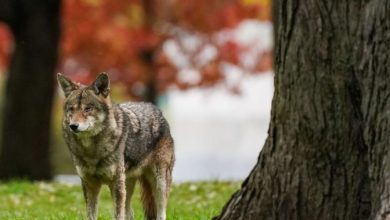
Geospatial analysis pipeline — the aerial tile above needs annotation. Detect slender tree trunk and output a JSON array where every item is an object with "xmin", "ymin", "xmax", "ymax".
[
  {"xmin": 140, "ymin": 0, "xmax": 159, "ymax": 104},
  {"xmin": 0, "ymin": 0, "xmax": 60, "ymax": 180},
  {"xmin": 141, "ymin": 49, "xmax": 158, "ymax": 104},
  {"xmin": 216, "ymin": 1, "xmax": 374, "ymax": 219}
]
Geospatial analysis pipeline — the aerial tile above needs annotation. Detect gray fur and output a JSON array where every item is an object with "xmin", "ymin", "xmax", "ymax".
[{"xmin": 57, "ymin": 73, "xmax": 175, "ymax": 220}]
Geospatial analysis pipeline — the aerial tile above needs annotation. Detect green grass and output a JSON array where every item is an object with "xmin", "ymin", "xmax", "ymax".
[{"xmin": 0, "ymin": 181, "xmax": 240, "ymax": 220}]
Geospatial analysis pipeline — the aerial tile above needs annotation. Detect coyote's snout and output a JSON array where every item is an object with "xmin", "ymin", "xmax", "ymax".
[
  {"xmin": 58, "ymin": 72, "xmax": 175, "ymax": 220},
  {"xmin": 64, "ymin": 100, "xmax": 105, "ymax": 134}
]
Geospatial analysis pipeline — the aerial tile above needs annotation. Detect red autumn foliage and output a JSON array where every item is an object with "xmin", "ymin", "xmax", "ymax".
[
  {"xmin": 0, "ymin": 0, "xmax": 271, "ymax": 100},
  {"xmin": 0, "ymin": 23, "xmax": 12, "ymax": 72}
]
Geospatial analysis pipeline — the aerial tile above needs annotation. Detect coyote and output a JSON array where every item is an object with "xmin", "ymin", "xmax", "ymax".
[{"xmin": 57, "ymin": 73, "xmax": 175, "ymax": 220}]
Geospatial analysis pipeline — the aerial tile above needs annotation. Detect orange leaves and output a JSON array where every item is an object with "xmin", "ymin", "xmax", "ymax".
[
  {"xmin": 125, "ymin": 3, "xmax": 145, "ymax": 28},
  {"xmin": 218, "ymin": 40, "xmax": 242, "ymax": 65},
  {"xmin": 241, "ymin": 0, "xmax": 271, "ymax": 20},
  {"xmin": 0, "ymin": 0, "xmax": 273, "ymax": 100},
  {"xmin": 58, "ymin": 0, "xmax": 273, "ymax": 98},
  {"xmin": 60, "ymin": 0, "xmax": 157, "ymax": 87},
  {"xmin": 255, "ymin": 51, "xmax": 273, "ymax": 72},
  {"xmin": 173, "ymin": 0, "xmax": 243, "ymax": 32},
  {"xmin": 132, "ymin": 28, "xmax": 160, "ymax": 52},
  {"xmin": 200, "ymin": 61, "xmax": 222, "ymax": 86},
  {"xmin": 171, "ymin": 0, "xmax": 271, "ymax": 32},
  {"xmin": 0, "ymin": 23, "xmax": 12, "ymax": 72},
  {"xmin": 82, "ymin": 0, "xmax": 103, "ymax": 7}
]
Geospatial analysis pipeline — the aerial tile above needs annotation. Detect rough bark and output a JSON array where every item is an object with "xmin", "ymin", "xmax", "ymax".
[
  {"xmin": 0, "ymin": 0, "xmax": 60, "ymax": 180},
  {"xmin": 361, "ymin": 1, "xmax": 390, "ymax": 219},
  {"xmin": 216, "ymin": 1, "xmax": 374, "ymax": 219}
]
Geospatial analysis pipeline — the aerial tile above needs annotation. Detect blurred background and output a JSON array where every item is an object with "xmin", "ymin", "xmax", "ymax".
[{"xmin": 0, "ymin": 0, "xmax": 273, "ymax": 182}]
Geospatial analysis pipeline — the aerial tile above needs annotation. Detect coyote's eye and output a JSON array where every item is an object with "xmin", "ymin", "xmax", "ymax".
[
  {"xmin": 66, "ymin": 106, "xmax": 74, "ymax": 112},
  {"xmin": 84, "ymin": 106, "xmax": 93, "ymax": 113}
]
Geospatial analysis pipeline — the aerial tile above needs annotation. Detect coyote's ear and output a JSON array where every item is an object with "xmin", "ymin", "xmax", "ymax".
[
  {"xmin": 90, "ymin": 72, "xmax": 110, "ymax": 97},
  {"xmin": 57, "ymin": 73, "xmax": 79, "ymax": 97}
]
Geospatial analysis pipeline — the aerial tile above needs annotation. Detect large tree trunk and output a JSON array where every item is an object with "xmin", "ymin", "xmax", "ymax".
[
  {"xmin": 0, "ymin": 0, "xmax": 60, "ymax": 180},
  {"xmin": 215, "ymin": 1, "xmax": 379, "ymax": 219},
  {"xmin": 361, "ymin": 2, "xmax": 390, "ymax": 219}
]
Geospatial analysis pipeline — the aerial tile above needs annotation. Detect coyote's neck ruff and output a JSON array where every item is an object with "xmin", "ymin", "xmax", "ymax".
[{"xmin": 58, "ymin": 73, "xmax": 174, "ymax": 220}]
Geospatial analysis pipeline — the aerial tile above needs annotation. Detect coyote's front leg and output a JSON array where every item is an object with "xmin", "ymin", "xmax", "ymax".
[
  {"xmin": 82, "ymin": 180, "xmax": 102, "ymax": 220},
  {"xmin": 110, "ymin": 172, "xmax": 126, "ymax": 220}
]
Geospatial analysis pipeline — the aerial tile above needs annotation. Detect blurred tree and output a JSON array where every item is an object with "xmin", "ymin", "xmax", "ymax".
[
  {"xmin": 0, "ymin": 0, "xmax": 60, "ymax": 180},
  {"xmin": 0, "ymin": 24, "xmax": 12, "ymax": 72},
  {"xmin": 215, "ymin": 0, "xmax": 390, "ymax": 219}
]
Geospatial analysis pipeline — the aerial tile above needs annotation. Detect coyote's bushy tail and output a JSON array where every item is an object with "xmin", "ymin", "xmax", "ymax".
[{"xmin": 140, "ymin": 176, "xmax": 156, "ymax": 220}]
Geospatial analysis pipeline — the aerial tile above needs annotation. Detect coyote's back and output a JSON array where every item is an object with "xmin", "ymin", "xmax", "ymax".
[{"xmin": 118, "ymin": 102, "xmax": 173, "ymax": 169}]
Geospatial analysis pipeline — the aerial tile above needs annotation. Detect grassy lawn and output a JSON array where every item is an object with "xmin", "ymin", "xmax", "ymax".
[{"xmin": 0, "ymin": 181, "xmax": 240, "ymax": 220}]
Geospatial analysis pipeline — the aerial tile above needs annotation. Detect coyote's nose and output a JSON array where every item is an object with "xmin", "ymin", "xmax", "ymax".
[{"xmin": 69, "ymin": 123, "xmax": 79, "ymax": 131}]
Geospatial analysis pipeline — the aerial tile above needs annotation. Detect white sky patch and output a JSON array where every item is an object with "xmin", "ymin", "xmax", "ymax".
[
  {"xmin": 180, "ymin": 32, "xmax": 203, "ymax": 53},
  {"xmin": 163, "ymin": 40, "xmax": 189, "ymax": 69},
  {"xmin": 220, "ymin": 62, "xmax": 243, "ymax": 88},
  {"xmin": 177, "ymin": 68, "xmax": 201, "ymax": 85},
  {"xmin": 234, "ymin": 21, "xmax": 273, "ymax": 70},
  {"xmin": 233, "ymin": 20, "xmax": 273, "ymax": 50},
  {"xmin": 195, "ymin": 44, "xmax": 218, "ymax": 67}
]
